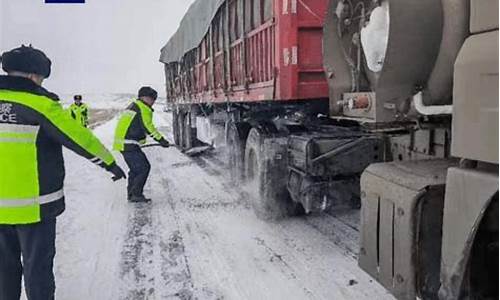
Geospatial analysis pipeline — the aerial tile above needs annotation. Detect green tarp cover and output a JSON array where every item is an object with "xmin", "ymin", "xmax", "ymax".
[{"xmin": 159, "ymin": 0, "xmax": 225, "ymax": 64}]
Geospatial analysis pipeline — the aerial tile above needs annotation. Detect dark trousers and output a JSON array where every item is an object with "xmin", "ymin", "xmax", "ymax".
[
  {"xmin": 0, "ymin": 218, "xmax": 56, "ymax": 300},
  {"xmin": 122, "ymin": 149, "xmax": 151, "ymax": 198}
]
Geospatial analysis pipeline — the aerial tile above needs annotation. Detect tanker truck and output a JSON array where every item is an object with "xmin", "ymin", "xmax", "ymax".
[{"xmin": 160, "ymin": 0, "xmax": 498, "ymax": 299}]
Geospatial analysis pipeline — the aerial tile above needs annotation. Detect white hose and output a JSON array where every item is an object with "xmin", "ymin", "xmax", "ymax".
[{"xmin": 413, "ymin": 91, "xmax": 453, "ymax": 115}]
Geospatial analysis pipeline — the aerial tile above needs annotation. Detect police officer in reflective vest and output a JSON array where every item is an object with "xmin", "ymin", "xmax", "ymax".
[
  {"xmin": 69, "ymin": 94, "xmax": 89, "ymax": 127},
  {"xmin": 114, "ymin": 87, "xmax": 170, "ymax": 203},
  {"xmin": 0, "ymin": 45, "xmax": 126, "ymax": 300}
]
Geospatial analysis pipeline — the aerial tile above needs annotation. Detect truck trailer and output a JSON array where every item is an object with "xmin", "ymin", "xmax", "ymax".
[{"xmin": 160, "ymin": 0, "xmax": 498, "ymax": 299}]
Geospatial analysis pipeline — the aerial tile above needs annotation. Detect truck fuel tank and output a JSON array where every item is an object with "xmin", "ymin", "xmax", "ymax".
[{"xmin": 287, "ymin": 129, "xmax": 383, "ymax": 212}]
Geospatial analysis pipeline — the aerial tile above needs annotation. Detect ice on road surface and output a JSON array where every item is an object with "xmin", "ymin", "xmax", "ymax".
[{"xmin": 51, "ymin": 104, "xmax": 393, "ymax": 299}]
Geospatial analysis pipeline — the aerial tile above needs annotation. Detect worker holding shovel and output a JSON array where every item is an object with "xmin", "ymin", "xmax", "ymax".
[{"xmin": 113, "ymin": 87, "xmax": 170, "ymax": 203}]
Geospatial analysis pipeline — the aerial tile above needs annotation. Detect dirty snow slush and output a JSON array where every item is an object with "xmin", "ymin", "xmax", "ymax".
[{"xmin": 48, "ymin": 107, "xmax": 394, "ymax": 299}]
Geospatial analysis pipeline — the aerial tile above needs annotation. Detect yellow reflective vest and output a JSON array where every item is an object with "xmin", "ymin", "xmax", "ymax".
[
  {"xmin": 0, "ymin": 75, "xmax": 117, "ymax": 224},
  {"xmin": 69, "ymin": 102, "xmax": 89, "ymax": 127},
  {"xmin": 113, "ymin": 99, "xmax": 166, "ymax": 152}
]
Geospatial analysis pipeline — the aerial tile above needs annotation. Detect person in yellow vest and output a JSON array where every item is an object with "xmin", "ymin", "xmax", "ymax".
[
  {"xmin": 114, "ymin": 87, "xmax": 170, "ymax": 203},
  {"xmin": 0, "ymin": 45, "xmax": 126, "ymax": 300},
  {"xmin": 69, "ymin": 94, "xmax": 89, "ymax": 127}
]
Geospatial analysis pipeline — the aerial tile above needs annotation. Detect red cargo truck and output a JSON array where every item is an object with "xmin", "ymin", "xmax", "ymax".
[
  {"xmin": 161, "ymin": 1, "xmax": 498, "ymax": 298},
  {"xmin": 161, "ymin": 0, "xmax": 381, "ymax": 217}
]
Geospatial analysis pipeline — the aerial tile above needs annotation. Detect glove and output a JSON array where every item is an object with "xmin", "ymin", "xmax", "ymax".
[
  {"xmin": 107, "ymin": 163, "xmax": 126, "ymax": 181},
  {"xmin": 159, "ymin": 139, "xmax": 170, "ymax": 148}
]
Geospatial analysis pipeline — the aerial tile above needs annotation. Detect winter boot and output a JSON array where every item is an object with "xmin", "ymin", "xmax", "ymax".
[{"xmin": 129, "ymin": 195, "xmax": 152, "ymax": 203}]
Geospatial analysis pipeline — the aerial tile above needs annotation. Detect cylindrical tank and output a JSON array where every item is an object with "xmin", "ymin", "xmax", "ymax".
[
  {"xmin": 323, "ymin": 0, "xmax": 470, "ymax": 119},
  {"xmin": 425, "ymin": 0, "xmax": 470, "ymax": 105}
]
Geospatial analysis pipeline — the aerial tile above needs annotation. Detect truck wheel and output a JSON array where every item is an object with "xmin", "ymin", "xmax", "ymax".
[
  {"xmin": 172, "ymin": 109, "xmax": 181, "ymax": 146},
  {"xmin": 461, "ymin": 194, "xmax": 499, "ymax": 299},
  {"xmin": 226, "ymin": 121, "xmax": 249, "ymax": 182},
  {"xmin": 244, "ymin": 128, "xmax": 300, "ymax": 220}
]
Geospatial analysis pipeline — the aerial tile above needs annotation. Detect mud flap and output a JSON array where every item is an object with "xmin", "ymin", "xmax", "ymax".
[{"xmin": 359, "ymin": 159, "xmax": 455, "ymax": 300}]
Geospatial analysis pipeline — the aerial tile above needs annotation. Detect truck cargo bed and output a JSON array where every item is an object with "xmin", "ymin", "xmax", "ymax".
[{"xmin": 161, "ymin": 0, "xmax": 329, "ymax": 105}]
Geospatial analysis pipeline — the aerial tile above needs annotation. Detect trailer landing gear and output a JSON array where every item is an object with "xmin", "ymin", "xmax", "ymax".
[
  {"xmin": 173, "ymin": 108, "xmax": 200, "ymax": 151},
  {"xmin": 172, "ymin": 109, "xmax": 181, "ymax": 146}
]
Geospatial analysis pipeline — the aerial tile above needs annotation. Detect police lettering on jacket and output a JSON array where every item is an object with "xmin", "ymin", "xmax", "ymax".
[{"xmin": 0, "ymin": 103, "xmax": 17, "ymax": 123}]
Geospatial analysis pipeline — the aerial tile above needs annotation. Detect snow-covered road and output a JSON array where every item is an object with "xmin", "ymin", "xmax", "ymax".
[{"xmin": 50, "ymin": 108, "xmax": 394, "ymax": 299}]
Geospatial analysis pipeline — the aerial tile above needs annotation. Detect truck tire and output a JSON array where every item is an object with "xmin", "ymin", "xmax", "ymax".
[
  {"xmin": 460, "ymin": 194, "xmax": 499, "ymax": 299},
  {"xmin": 226, "ymin": 121, "xmax": 249, "ymax": 182},
  {"xmin": 244, "ymin": 128, "xmax": 303, "ymax": 220},
  {"xmin": 172, "ymin": 109, "xmax": 181, "ymax": 146}
]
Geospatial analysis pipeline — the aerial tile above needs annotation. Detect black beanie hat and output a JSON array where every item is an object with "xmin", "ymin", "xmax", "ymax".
[
  {"xmin": 1, "ymin": 45, "xmax": 52, "ymax": 78},
  {"xmin": 138, "ymin": 86, "xmax": 158, "ymax": 100}
]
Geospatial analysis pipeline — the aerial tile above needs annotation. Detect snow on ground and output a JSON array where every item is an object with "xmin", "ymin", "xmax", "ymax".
[{"xmin": 45, "ymin": 102, "xmax": 394, "ymax": 299}]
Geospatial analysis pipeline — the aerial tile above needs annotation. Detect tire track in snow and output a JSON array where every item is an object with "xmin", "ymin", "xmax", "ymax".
[
  {"xmin": 157, "ymin": 229, "xmax": 194, "ymax": 299},
  {"xmin": 304, "ymin": 214, "xmax": 359, "ymax": 259},
  {"xmin": 190, "ymin": 156, "xmax": 223, "ymax": 177},
  {"xmin": 154, "ymin": 150, "xmax": 224, "ymax": 299},
  {"xmin": 119, "ymin": 203, "xmax": 155, "ymax": 299},
  {"xmin": 156, "ymin": 176, "xmax": 195, "ymax": 299},
  {"xmin": 118, "ymin": 150, "xmax": 200, "ymax": 300},
  {"xmin": 253, "ymin": 237, "xmax": 316, "ymax": 298}
]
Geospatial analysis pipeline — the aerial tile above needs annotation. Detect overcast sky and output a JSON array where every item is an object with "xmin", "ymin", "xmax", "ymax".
[{"xmin": 0, "ymin": 0, "xmax": 194, "ymax": 95}]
